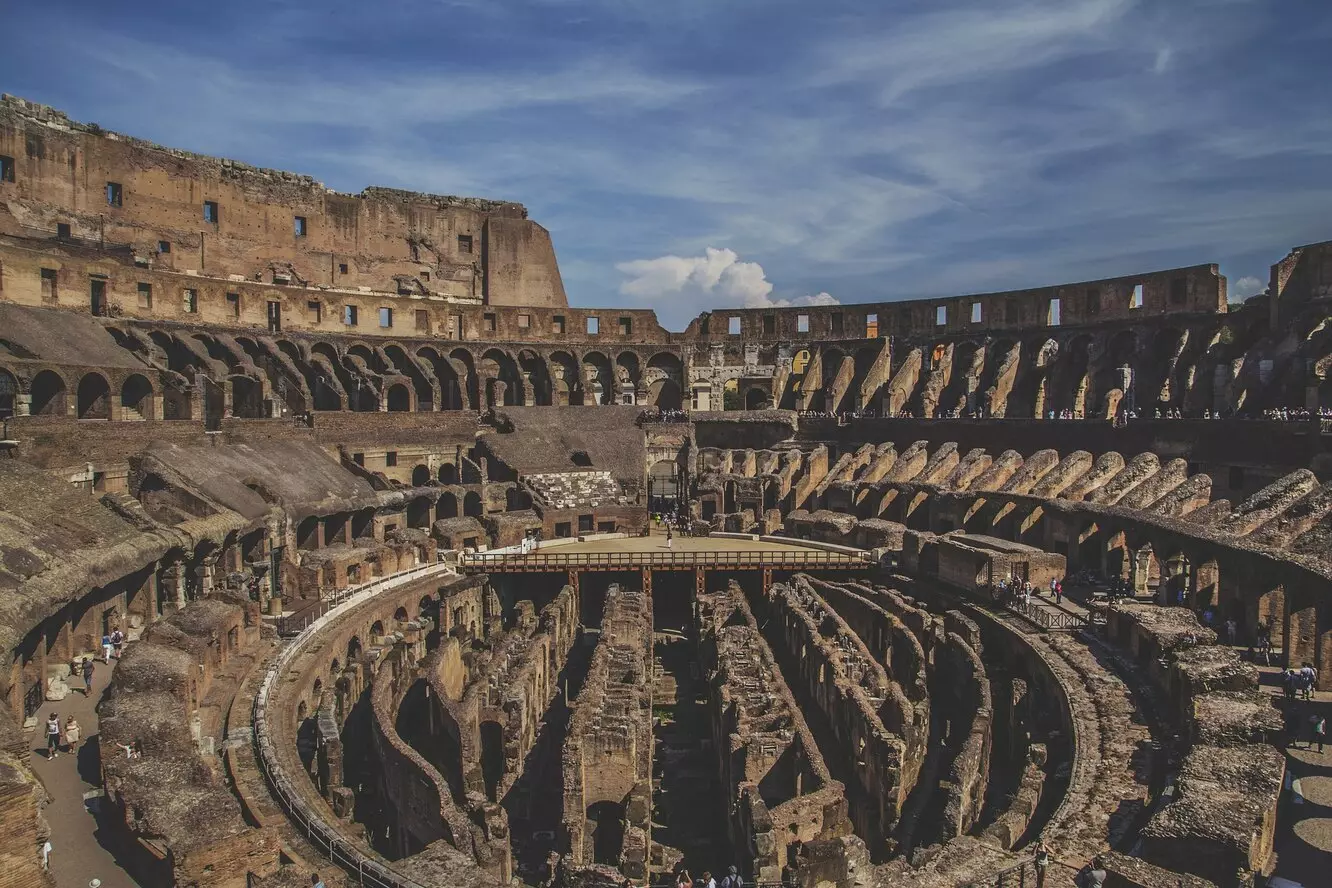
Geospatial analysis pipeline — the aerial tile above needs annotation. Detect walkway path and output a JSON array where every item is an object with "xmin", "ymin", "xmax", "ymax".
[{"xmin": 29, "ymin": 656, "xmax": 140, "ymax": 888}]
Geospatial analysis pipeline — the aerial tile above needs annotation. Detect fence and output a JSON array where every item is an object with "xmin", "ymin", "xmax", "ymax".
[
  {"xmin": 1006, "ymin": 596, "xmax": 1088, "ymax": 631},
  {"xmin": 276, "ymin": 561, "xmax": 441, "ymax": 636},
  {"xmin": 461, "ymin": 548, "xmax": 870, "ymax": 570}
]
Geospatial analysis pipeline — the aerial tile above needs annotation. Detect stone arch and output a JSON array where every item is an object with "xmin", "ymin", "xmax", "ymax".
[
  {"xmin": 449, "ymin": 348, "xmax": 479, "ymax": 409},
  {"xmin": 230, "ymin": 375, "xmax": 266, "ymax": 419},
  {"xmin": 120, "ymin": 373, "xmax": 154, "ymax": 419},
  {"xmin": 1098, "ymin": 329, "xmax": 1138, "ymax": 415},
  {"xmin": 1147, "ymin": 327, "xmax": 1186, "ymax": 410},
  {"xmin": 386, "ymin": 383, "xmax": 412, "ymax": 412},
  {"xmin": 647, "ymin": 352, "xmax": 685, "ymax": 410},
  {"xmin": 582, "ymin": 351, "xmax": 614, "ymax": 406},
  {"xmin": 412, "ymin": 464, "xmax": 432, "ymax": 487},
  {"xmin": 649, "ymin": 377, "xmax": 683, "ymax": 410},
  {"xmin": 407, "ymin": 497, "xmax": 432, "ymax": 528},
  {"xmin": 549, "ymin": 351, "xmax": 581, "ymax": 406},
  {"xmin": 479, "ymin": 348, "xmax": 522, "ymax": 408},
  {"xmin": 347, "ymin": 635, "xmax": 362, "ymax": 662},
  {"xmin": 519, "ymin": 350, "xmax": 552, "ymax": 406},
  {"xmin": 76, "ymin": 372, "xmax": 111, "ymax": 420},
  {"xmin": 745, "ymin": 387, "xmax": 770, "ymax": 410},
  {"xmin": 464, "ymin": 491, "xmax": 483, "ymax": 518},
  {"xmin": 417, "ymin": 347, "xmax": 463, "ymax": 410},
  {"xmin": 29, "ymin": 369, "xmax": 67, "ymax": 416},
  {"xmin": 938, "ymin": 340, "xmax": 983, "ymax": 416},
  {"xmin": 0, "ymin": 367, "xmax": 16, "ymax": 419},
  {"xmin": 1052, "ymin": 334, "xmax": 1094, "ymax": 416},
  {"xmin": 384, "ymin": 344, "xmax": 434, "ymax": 411},
  {"xmin": 615, "ymin": 351, "xmax": 640, "ymax": 403},
  {"xmin": 438, "ymin": 463, "xmax": 459, "ymax": 485},
  {"xmin": 437, "ymin": 492, "xmax": 458, "ymax": 520},
  {"xmin": 506, "ymin": 487, "xmax": 532, "ymax": 510}
]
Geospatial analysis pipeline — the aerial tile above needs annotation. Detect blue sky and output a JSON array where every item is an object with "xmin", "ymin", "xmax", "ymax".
[{"xmin": 4, "ymin": 0, "xmax": 1332, "ymax": 329}]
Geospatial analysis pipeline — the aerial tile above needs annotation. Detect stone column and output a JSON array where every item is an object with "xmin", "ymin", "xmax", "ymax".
[{"xmin": 14, "ymin": 392, "xmax": 30, "ymax": 416}]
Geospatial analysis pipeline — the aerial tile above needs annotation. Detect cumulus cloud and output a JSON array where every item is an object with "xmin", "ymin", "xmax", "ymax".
[
  {"xmin": 616, "ymin": 248, "xmax": 839, "ymax": 325},
  {"xmin": 1231, "ymin": 275, "xmax": 1265, "ymax": 300}
]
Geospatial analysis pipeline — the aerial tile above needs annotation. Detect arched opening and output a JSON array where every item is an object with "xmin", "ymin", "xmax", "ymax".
[
  {"xmin": 615, "ymin": 352, "xmax": 640, "ymax": 402},
  {"xmin": 646, "ymin": 353, "xmax": 684, "ymax": 410},
  {"xmin": 386, "ymin": 383, "xmax": 411, "ymax": 412},
  {"xmin": 120, "ymin": 373, "xmax": 153, "ymax": 419},
  {"xmin": 76, "ymin": 373, "xmax": 111, "ymax": 420},
  {"xmin": 297, "ymin": 516, "xmax": 320, "ymax": 550},
  {"xmin": 438, "ymin": 463, "xmax": 459, "ymax": 485},
  {"xmin": 506, "ymin": 487, "xmax": 532, "ymax": 511},
  {"xmin": 519, "ymin": 350, "xmax": 552, "ymax": 406},
  {"xmin": 464, "ymin": 491, "xmax": 483, "ymax": 518},
  {"xmin": 480, "ymin": 720, "xmax": 505, "ymax": 802},
  {"xmin": 230, "ymin": 376, "xmax": 265, "ymax": 419},
  {"xmin": 744, "ymin": 387, "xmax": 769, "ymax": 410},
  {"xmin": 418, "ymin": 347, "xmax": 463, "ymax": 410},
  {"xmin": 587, "ymin": 801, "xmax": 627, "ymax": 865},
  {"xmin": 449, "ymin": 348, "xmax": 478, "ymax": 409},
  {"xmin": 408, "ymin": 497, "xmax": 432, "ymax": 528},
  {"xmin": 412, "ymin": 465, "xmax": 432, "ymax": 487},
  {"xmin": 582, "ymin": 352, "xmax": 614, "ymax": 406},
  {"xmin": 649, "ymin": 460, "xmax": 680, "ymax": 514},
  {"xmin": 0, "ymin": 368, "xmax": 15, "ymax": 420},
  {"xmin": 650, "ymin": 378, "xmax": 683, "ymax": 411},
  {"xmin": 29, "ymin": 370, "xmax": 66, "ymax": 416},
  {"xmin": 549, "ymin": 352, "xmax": 581, "ymax": 406},
  {"xmin": 480, "ymin": 349, "xmax": 522, "ymax": 408},
  {"xmin": 437, "ymin": 493, "xmax": 458, "ymax": 520},
  {"xmin": 394, "ymin": 606, "xmax": 409, "ymax": 623},
  {"xmin": 1099, "ymin": 330, "xmax": 1138, "ymax": 415},
  {"xmin": 938, "ymin": 341, "xmax": 982, "ymax": 417},
  {"xmin": 385, "ymin": 344, "xmax": 434, "ymax": 411},
  {"xmin": 347, "ymin": 636, "xmax": 363, "ymax": 662}
]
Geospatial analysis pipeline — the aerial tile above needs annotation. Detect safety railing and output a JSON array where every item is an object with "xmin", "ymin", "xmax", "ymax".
[
  {"xmin": 253, "ymin": 562, "xmax": 452, "ymax": 888},
  {"xmin": 1006, "ymin": 596, "xmax": 1089, "ymax": 631},
  {"xmin": 461, "ymin": 548, "xmax": 870, "ymax": 569},
  {"xmin": 276, "ymin": 561, "xmax": 440, "ymax": 636}
]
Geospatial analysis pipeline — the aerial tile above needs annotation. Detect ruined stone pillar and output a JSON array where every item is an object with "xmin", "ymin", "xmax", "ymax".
[
  {"xmin": 1191, "ymin": 559, "xmax": 1220, "ymax": 613},
  {"xmin": 1283, "ymin": 582, "xmax": 1313, "ymax": 671},
  {"xmin": 14, "ymin": 392, "xmax": 30, "ymax": 417}
]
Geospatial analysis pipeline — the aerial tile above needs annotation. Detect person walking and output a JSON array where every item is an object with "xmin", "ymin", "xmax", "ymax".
[
  {"xmin": 1054, "ymin": 581, "xmax": 1063, "ymax": 606},
  {"xmin": 45, "ymin": 713, "xmax": 61, "ymax": 759},
  {"xmin": 312, "ymin": 874, "xmax": 326, "ymax": 888},
  {"xmin": 101, "ymin": 632, "xmax": 113, "ymax": 664},
  {"xmin": 720, "ymin": 866, "xmax": 742, "ymax": 888},
  {"xmin": 111, "ymin": 626, "xmax": 125, "ymax": 659},
  {"xmin": 1314, "ymin": 713, "xmax": 1327, "ymax": 753},
  {"xmin": 1225, "ymin": 618, "xmax": 1237, "ymax": 645},
  {"xmin": 64, "ymin": 716, "xmax": 81, "ymax": 754},
  {"xmin": 666, "ymin": 525, "xmax": 673, "ymax": 551},
  {"xmin": 81, "ymin": 657, "xmax": 95, "ymax": 696},
  {"xmin": 1033, "ymin": 842, "xmax": 1052, "ymax": 888}
]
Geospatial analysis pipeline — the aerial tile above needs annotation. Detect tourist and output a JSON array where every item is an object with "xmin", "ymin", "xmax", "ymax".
[
  {"xmin": 111, "ymin": 626, "xmax": 125, "ymax": 658},
  {"xmin": 1225, "ymin": 618, "xmax": 1237, "ymax": 645},
  {"xmin": 1283, "ymin": 668, "xmax": 1298, "ymax": 702},
  {"xmin": 64, "ymin": 716, "xmax": 81, "ymax": 754},
  {"xmin": 41, "ymin": 839, "xmax": 51, "ymax": 871},
  {"xmin": 101, "ymin": 631, "xmax": 113, "ymax": 664},
  {"xmin": 1301, "ymin": 662, "xmax": 1318, "ymax": 700},
  {"xmin": 720, "ymin": 866, "xmax": 742, "ymax": 888},
  {"xmin": 666, "ymin": 525, "xmax": 673, "ymax": 551},
  {"xmin": 697, "ymin": 870, "xmax": 715, "ymax": 888},
  {"xmin": 675, "ymin": 868, "xmax": 691, "ymax": 888},
  {"xmin": 1077, "ymin": 855, "xmax": 1107, "ymax": 888},
  {"xmin": 312, "ymin": 874, "xmax": 326, "ymax": 888},
  {"xmin": 1054, "ymin": 581, "xmax": 1062, "ymax": 606},
  {"xmin": 46, "ymin": 712, "xmax": 61, "ymax": 759},
  {"xmin": 81, "ymin": 657, "xmax": 95, "ymax": 695},
  {"xmin": 1033, "ymin": 842, "xmax": 1051, "ymax": 888},
  {"xmin": 1313, "ymin": 713, "xmax": 1327, "ymax": 753}
]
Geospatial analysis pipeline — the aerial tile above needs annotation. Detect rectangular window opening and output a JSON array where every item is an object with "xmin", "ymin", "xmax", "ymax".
[
  {"xmin": 203, "ymin": 201, "xmax": 219, "ymax": 224},
  {"xmin": 831, "ymin": 312, "xmax": 844, "ymax": 335},
  {"xmin": 0, "ymin": 155, "xmax": 14, "ymax": 183},
  {"xmin": 935, "ymin": 305, "xmax": 947, "ymax": 326},
  {"xmin": 338, "ymin": 262, "xmax": 349, "ymax": 275},
  {"xmin": 307, "ymin": 300, "xmax": 322, "ymax": 323},
  {"xmin": 183, "ymin": 289, "xmax": 198, "ymax": 313},
  {"xmin": 1131, "ymin": 283, "xmax": 1144, "ymax": 309},
  {"xmin": 421, "ymin": 270, "xmax": 430, "ymax": 282},
  {"xmin": 484, "ymin": 313, "xmax": 497, "ymax": 333},
  {"xmin": 137, "ymin": 282, "xmax": 153, "ymax": 309},
  {"xmin": 267, "ymin": 300, "xmax": 282, "ymax": 333},
  {"xmin": 344, "ymin": 304, "xmax": 359, "ymax": 326},
  {"xmin": 865, "ymin": 312, "xmax": 878, "ymax": 338},
  {"xmin": 517, "ymin": 313, "xmax": 531, "ymax": 329},
  {"xmin": 158, "ymin": 240, "xmax": 171, "ymax": 254},
  {"xmin": 728, "ymin": 316, "xmax": 742, "ymax": 335},
  {"xmin": 763, "ymin": 314, "xmax": 776, "ymax": 335},
  {"xmin": 106, "ymin": 182, "xmax": 123, "ymax": 207},
  {"xmin": 587, "ymin": 316, "xmax": 599, "ymax": 335},
  {"xmin": 40, "ymin": 267, "xmax": 57, "ymax": 301},
  {"xmin": 226, "ymin": 291, "xmax": 241, "ymax": 317},
  {"xmin": 90, "ymin": 279, "xmax": 107, "ymax": 316},
  {"xmin": 379, "ymin": 307, "xmax": 393, "ymax": 328},
  {"xmin": 386, "ymin": 451, "xmax": 398, "ymax": 467},
  {"xmin": 1170, "ymin": 277, "xmax": 1187, "ymax": 305},
  {"xmin": 415, "ymin": 309, "xmax": 429, "ymax": 332},
  {"xmin": 1086, "ymin": 287, "xmax": 1100, "ymax": 315},
  {"xmin": 619, "ymin": 317, "xmax": 631, "ymax": 335},
  {"xmin": 797, "ymin": 314, "xmax": 810, "ymax": 333},
  {"xmin": 553, "ymin": 315, "xmax": 566, "ymax": 334},
  {"xmin": 1047, "ymin": 297, "xmax": 1062, "ymax": 326},
  {"xmin": 970, "ymin": 303, "xmax": 982, "ymax": 324},
  {"xmin": 57, "ymin": 222, "xmax": 71, "ymax": 240},
  {"xmin": 457, "ymin": 234, "xmax": 473, "ymax": 254},
  {"xmin": 353, "ymin": 453, "xmax": 365, "ymax": 466},
  {"xmin": 294, "ymin": 216, "xmax": 307, "ymax": 237}
]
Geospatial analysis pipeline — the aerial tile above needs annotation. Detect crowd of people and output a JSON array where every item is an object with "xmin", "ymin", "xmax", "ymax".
[{"xmin": 638, "ymin": 407, "xmax": 691, "ymax": 423}]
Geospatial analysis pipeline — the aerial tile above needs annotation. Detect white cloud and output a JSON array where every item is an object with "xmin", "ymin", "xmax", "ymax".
[
  {"xmin": 616, "ymin": 248, "xmax": 839, "ymax": 324},
  {"xmin": 1231, "ymin": 275, "xmax": 1265, "ymax": 300}
]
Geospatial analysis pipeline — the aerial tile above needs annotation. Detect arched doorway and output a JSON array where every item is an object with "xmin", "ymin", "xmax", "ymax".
[
  {"xmin": 587, "ymin": 801, "xmax": 627, "ymax": 865},
  {"xmin": 386, "ymin": 383, "xmax": 411, "ymax": 412},
  {"xmin": 412, "ymin": 465, "xmax": 431, "ymax": 486},
  {"xmin": 76, "ymin": 373, "xmax": 111, "ymax": 420},
  {"xmin": 649, "ymin": 460, "xmax": 681, "ymax": 514},
  {"xmin": 120, "ymin": 373, "xmax": 153, "ymax": 419},
  {"xmin": 744, "ymin": 387, "xmax": 769, "ymax": 410},
  {"xmin": 464, "ymin": 491, "xmax": 483, "ymax": 517},
  {"xmin": 480, "ymin": 720, "xmax": 504, "ymax": 802},
  {"xmin": 30, "ymin": 370, "xmax": 66, "ymax": 416},
  {"xmin": 0, "ymin": 368, "xmax": 15, "ymax": 419}
]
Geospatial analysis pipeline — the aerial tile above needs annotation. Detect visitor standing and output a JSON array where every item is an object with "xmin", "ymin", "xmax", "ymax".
[
  {"xmin": 1225, "ymin": 618, "xmax": 1237, "ymax": 645},
  {"xmin": 666, "ymin": 525, "xmax": 673, "ymax": 551},
  {"xmin": 1301, "ymin": 663, "xmax": 1317, "ymax": 700},
  {"xmin": 312, "ymin": 874, "xmax": 326, "ymax": 888},
  {"xmin": 676, "ymin": 869, "xmax": 691, "ymax": 888},
  {"xmin": 720, "ymin": 866, "xmax": 743, "ymax": 888},
  {"xmin": 45, "ymin": 713, "xmax": 61, "ymax": 759},
  {"xmin": 1033, "ymin": 842, "xmax": 1051, "ymax": 888},
  {"xmin": 1313, "ymin": 713, "xmax": 1326, "ymax": 753},
  {"xmin": 111, "ymin": 626, "xmax": 124, "ymax": 659},
  {"xmin": 101, "ymin": 632, "xmax": 113, "ymax": 664},
  {"xmin": 1077, "ymin": 856, "xmax": 1107, "ymax": 888},
  {"xmin": 64, "ymin": 716, "xmax": 81, "ymax": 754},
  {"xmin": 41, "ymin": 839, "xmax": 51, "ymax": 871},
  {"xmin": 81, "ymin": 657, "xmax": 95, "ymax": 695}
]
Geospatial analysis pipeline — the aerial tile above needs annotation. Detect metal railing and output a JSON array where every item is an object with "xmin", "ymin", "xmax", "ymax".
[
  {"xmin": 276, "ymin": 561, "xmax": 440, "ymax": 636},
  {"xmin": 461, "ymin": 548, "xmax": 870, "ymax": 569},
  {"xmin": 1006, "ymin": 596, "xmax": 1089, "ymax": 631},
  {"xmin": 253, "ymin": 562, "xmax": 452, "ymax": 888}
]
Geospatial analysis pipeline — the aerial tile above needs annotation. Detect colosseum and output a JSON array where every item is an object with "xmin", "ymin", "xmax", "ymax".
[{"xmin": 0, "ymin": 93, "xmax": 1327, "ymax": 888}]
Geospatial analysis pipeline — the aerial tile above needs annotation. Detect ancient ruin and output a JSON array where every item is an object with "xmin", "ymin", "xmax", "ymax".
[{"xmin": 1, "ymin": 94, "xmax": 1329, "ymax": 888}]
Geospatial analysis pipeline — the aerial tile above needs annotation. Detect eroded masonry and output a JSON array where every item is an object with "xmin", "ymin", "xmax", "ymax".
[{"xmin": 0, "ymin": 94, "xmax": 1329, "ymax": 888}]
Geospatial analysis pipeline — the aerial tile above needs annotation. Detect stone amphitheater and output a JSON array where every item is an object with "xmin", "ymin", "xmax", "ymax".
[{"xmin": 0, "ymin": 94, "xmax": 1328, "ymax": 888}]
